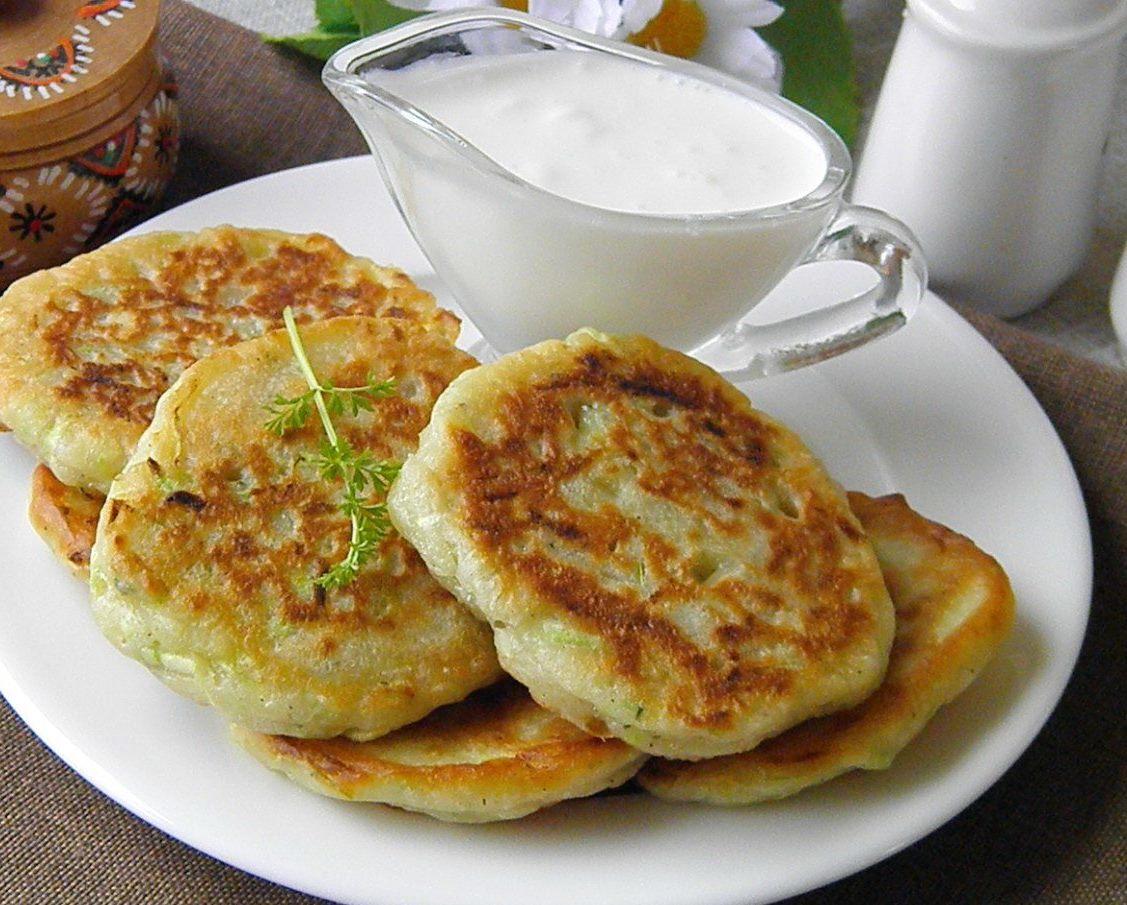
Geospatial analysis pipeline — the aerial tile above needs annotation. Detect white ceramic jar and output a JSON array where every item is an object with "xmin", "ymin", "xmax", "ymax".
[{"xmin": 853, "ymin": 0, "xmax": 1127, "ymax": 318}]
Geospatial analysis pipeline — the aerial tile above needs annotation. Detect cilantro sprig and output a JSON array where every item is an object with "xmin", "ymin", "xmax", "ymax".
[{"xmin": 265, "ymin": 307, "xmax": 399, "ymax": 590}]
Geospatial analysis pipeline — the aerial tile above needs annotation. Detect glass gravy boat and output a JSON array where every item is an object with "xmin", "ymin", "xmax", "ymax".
[{"xmin": 324, "ymin": 9, "xmax": 926, "ymax": 377}]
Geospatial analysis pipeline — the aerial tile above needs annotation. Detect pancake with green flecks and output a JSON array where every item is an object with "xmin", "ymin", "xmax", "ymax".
[
  {"xmin": 389, "ymin": 329, "xmax": 896, "ymax": 761},
  {"xmin": 233, "ymin": 680, "xmax": 647, "ymax": 823},
  {"xmin": 0, "ymin": 227, "xmax": 457, "ymax": 493},
  {"xmin": 89, "ymin": 316, "xmax": 501, "ymax": 740},
  {"xmin": 638, "ymin": 492, "xmax": 1015, "ymax": 803}
]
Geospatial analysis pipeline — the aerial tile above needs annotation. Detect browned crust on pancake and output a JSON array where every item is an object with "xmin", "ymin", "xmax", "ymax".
[
  {"xmin": 638, "ymin": 492, "xmax": 1016, "ymax": 800},
  {"xmin": 89, "ymin": 316, "xmax": 500, "ymax": 739},
  {"xmin": 28, "ymin": 464, "xmax": 102, "ymax": 578},
  {"xmin": 0, "ymin": 228, "xmax": 460, "ymax": 494},
  {"xmin": 246, "ymin": 682, "xmax": 639, "ymax": 798},
  {"xmin": 37, "ymin": 229, "xmax": 455, "ymax": 426},
  {"xmin": 233, "ymin": 680, "xmax": 647, "ymax": 821},
  {"xmin": 103, "ymin": 397, "xmax": 443, "ymax": 633},
  {"xmin": 449, "ymin": 341, "xmax": 883, "ymax": 732}
]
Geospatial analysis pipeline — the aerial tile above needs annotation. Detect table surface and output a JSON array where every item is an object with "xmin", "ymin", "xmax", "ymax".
[{"xmin": 184, "ymin": 0, "xmax": 1127, "ymax": 369}]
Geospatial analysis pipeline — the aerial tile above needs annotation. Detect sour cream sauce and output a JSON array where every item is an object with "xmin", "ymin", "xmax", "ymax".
[{"xmin": 382, "ymin": 50, "xmax": 828, "ymax": 215}]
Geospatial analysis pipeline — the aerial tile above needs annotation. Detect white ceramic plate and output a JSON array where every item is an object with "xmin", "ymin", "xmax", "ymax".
[{"xmin": 0, "ymin": 158, "xmax": 1091, "ymax": 905}]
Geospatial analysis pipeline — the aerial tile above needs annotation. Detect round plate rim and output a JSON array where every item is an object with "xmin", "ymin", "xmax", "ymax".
[{"xmin": 0, "ymin": 157, "xmax": 1092, "ymax": 905}]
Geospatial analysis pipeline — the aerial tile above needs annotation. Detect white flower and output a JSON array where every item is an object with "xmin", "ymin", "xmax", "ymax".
[
  {"xmin": 693, "ymin": 0, "xmax": 783, "ymax": 90},
  {"xmin": 390, "ymin": 0, "xmax": 657, "ymax": 37},
  {"xmin": 620, "ymin": 0, "xmax": 663, "ymax": 35},
  {"xmin": 530, "ymin": 0, "xmax": 623, "ymax": 37},
  {"xmin": 386, "ymin": 0, "xmax": 783, "ymax": 91}
]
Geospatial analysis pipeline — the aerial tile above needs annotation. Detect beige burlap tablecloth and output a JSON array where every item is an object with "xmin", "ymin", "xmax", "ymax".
[{"xmin": 1, "ymin": 3, "xmax": 1124, "ymax": 902}]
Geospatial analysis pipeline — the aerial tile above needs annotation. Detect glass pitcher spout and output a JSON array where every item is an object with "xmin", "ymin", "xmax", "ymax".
[{"xmin": 323, "ymin": 64, "xmax": 509, "ymax": 188}]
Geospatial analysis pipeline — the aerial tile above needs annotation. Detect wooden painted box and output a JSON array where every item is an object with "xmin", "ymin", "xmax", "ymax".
[{"xmin": 0, "ymin": 0, "xmax": 178, "ymax": 288}]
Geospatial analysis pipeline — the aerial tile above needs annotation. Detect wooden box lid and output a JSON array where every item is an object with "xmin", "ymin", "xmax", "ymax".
[{"xmin": 0, "ymin": 0, "xmax": 160, "ymax": 157}]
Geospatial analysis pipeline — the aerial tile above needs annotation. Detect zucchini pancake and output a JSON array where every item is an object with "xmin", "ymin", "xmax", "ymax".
[
  {"xmin": 34, "ymin": 461, "xmax": 1011, "ymax": 817},
  {"xmin": 233, "ymin": 680, "xmax": 648, "ymax": 823},
  {"xmin": 0, "ymin": 227, "xmax": 456, "ymax": 493},
  {"xmin": 89, "ymin": 317, "xmax": 501, "ymax": 740},
  {"xmin": 639, "ymin": 492, "xmax": 1015, "ymax": 803},
  {"xmin": 390, "ymin": 330, "xmax": 896, "ymax": 760},
  {"xmin": 28, "ymin": 464, "xmax": 101, "ymax": 579}
]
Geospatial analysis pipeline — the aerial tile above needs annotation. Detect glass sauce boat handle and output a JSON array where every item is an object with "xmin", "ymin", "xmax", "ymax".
[{"xmin": 692, "ymin": 204, "xmax": 927, "ymax": 381}]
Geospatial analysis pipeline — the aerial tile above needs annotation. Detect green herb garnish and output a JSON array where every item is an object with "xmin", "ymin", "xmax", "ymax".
[{"xmin": 265, "ymin": 307, "xmax": 399, "ymax": 590}]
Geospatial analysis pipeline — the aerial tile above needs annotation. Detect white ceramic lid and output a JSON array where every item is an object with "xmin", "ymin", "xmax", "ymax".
[{"xmin": 909, "ymin": 0, "xmax": 1127, "ymax": 51}]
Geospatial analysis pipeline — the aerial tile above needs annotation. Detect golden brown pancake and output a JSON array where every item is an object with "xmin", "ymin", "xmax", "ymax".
[
  {"xmin": 28, "ymin": 464, "xmax": 103, "ymax": 579},
  {"xmin": 31, "ymin": 469, "xmax": 1012, "ymax": 808},
  {"xmin": 638, "ymin": 492, "xmax": 1015, "ymax": 803},
  {"xmin": 0, "ymin": 227, "xmax": 457, "ymax": 493},
  {"xmin": 233, "ymin": 680, "xmax": 648, "ymax": 823},
  {"xmin": 89, "ymin": 316, "xmax": 502, "ymax": 740},
  {"xmin": 390, "ymin": 329, "xmax": 895, "ymax": 760}
]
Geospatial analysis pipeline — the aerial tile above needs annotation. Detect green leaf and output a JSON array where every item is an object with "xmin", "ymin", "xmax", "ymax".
[
  {"xmin": 264, "ymin": 390, "xmax": 315, "ymax": 435},
  {"xmin": 759, "ymin": 0, "xmax": 859, "ymax": 147},
  {"xmin": 264, "ymin": 306, "xmax": 400, "ymax": 591},
  {"xmin": 317, "ymin": 0, "xmax": 359, "ymax": 32},
  {"xmin": 347, "ymin": 0, "xmax": 422, "ymax": 35},
  {"xmin": 265, "ymin": 26, "xmax": 361, "ymax": 61}
]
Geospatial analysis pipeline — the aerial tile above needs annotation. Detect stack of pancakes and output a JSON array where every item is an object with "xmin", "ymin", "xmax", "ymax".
[{"xmin": 0, "ymin": 228, "xmax": 1014, "ymax": 823}]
